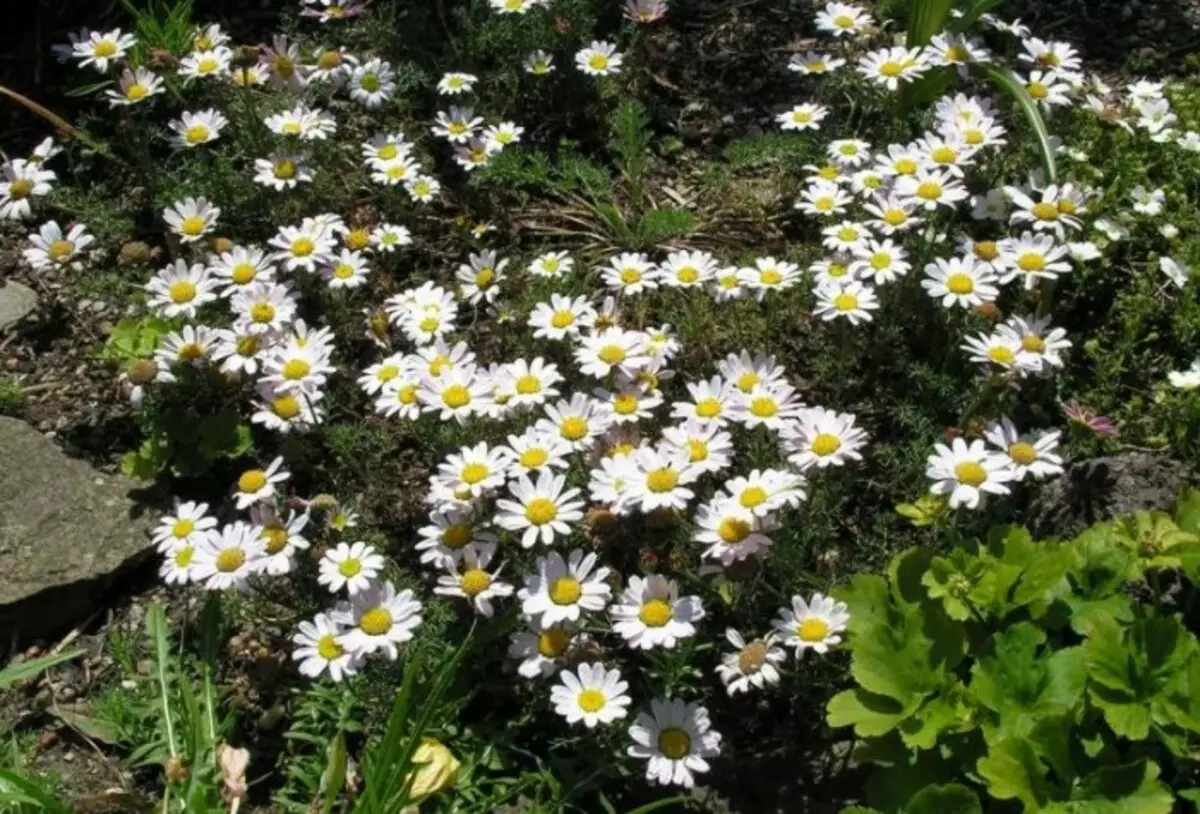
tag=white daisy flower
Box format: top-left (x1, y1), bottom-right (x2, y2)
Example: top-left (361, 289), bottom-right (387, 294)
top-left (925, 438), bottom-right (1015, 509)
top-left (191, 522), bottom-right (267, 592)
top-left (23, 220), bottom-right (94, 271)
top-left (435, 547), bottom-right (514, 617)
top-left (163, 197), bottom-right (220, 243)
top-left (508, 622), bottom-right (578, 678)
top-left (576, 41), bottom-right (623, 76)
top-left (495, 471), bottom-right (586, 548)
top-left (692, 496), bottom-right (775, 565)
top-left (551, 663), bottom-right (631, 729)
top-left (611, 574), bottom-right (704, 650)
top-left (519, 549), bottom-right (612, 626)
top-left (627, 699), bottom-right (722, 788)
top-left (292, 613), bottom-right (359, 682)
top-left (153, 501), bottom-right (218, 552)
top-left (233, 456), bottom-right (290, 509)
top-left (781, 407), bottom-right (868, 470)
top-left (773, 593), bottom-right (849, 657)
top-left (145, 259), bottom-right (219, 319)
top-left (985, 417), bottom-right (1064, 481)
top-left (334, 581), bottom-right (423, 660)
top-left (716, 629), bottom-right (786, 695)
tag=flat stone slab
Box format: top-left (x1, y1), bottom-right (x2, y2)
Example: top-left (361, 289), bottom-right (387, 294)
top-left (0, 281), bottom-right (37, 331)
top-left (0, 417), bottom-right (157, 643)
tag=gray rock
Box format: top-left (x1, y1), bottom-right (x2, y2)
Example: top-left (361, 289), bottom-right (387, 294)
top-left (1030, 451), bottom-right (1195, 539)
top-left (0, 281), bottom-right (37, 331)
top-left (0, 417), bottom-right (157, 644)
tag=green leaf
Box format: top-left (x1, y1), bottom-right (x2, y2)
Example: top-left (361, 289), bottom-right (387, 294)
top-left (904, 784), bottom-right (981, 814)
top-left (905, 0), bottom-right (953, 47)
top-left (1175, 488), bottom-right (1200, 534)
top-left (638, 208), bottom-right (694, 244)
top-left (977, 738), bottom-right (1049, 812)
top-left (0, 649), bottom-right (86, 690)
top-left (898, 695), bottom-right (961, 750)
top-left (1012, 546), bottom-right (1074, 608)
top-left (320, 733), bottom-right (347, 814)
top-left (922, 553), bottom-right (976, 621)
top-left (120, 436), bottom-right (171, 480)
top-left (971, 63), bottom-right (1057, 185)
top-left (1064, 759), bottom-right (1174, 813)
top-left (828, 688), bottom-right (910, 738)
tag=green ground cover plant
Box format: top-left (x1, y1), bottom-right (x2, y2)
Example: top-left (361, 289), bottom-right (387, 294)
top-left (2, 0), bottom-right (1200, 810)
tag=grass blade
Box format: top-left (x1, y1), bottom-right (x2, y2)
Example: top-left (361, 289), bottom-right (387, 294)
top-left (0, 649), bottom-right (85, 691)
top-left (146, 603), bottom-right (179, 760)
top-left (905, 0), bottom-right (953, 47)
top-left (950, 0), bottom-right (1002, 33)
top-left (626, 796), bottom-right (690, 814)
top-left (972, 63), bottom-right (1058, 184)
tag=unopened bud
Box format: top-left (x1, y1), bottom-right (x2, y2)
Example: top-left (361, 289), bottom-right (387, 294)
top-left (126, 359), bottom-right (159, 385)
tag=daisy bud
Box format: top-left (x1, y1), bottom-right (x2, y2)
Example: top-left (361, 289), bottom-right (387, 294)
top-left (308, 493), bottom-right (340, 512)
top-left (973, 301), bottom-right (1003, 321)
top-left (965, 417), bottom-right (988, 438)
top-left (645, 507), bottom-right (677, 530)
top-left (164, 755), bottom-right (189, 783)
top-left (126, 359), bottom-right (159, 385)
top-left (345, 228), bottom-right (371, 251)
top-left (146, 47), bottom-right (178, 71)
top-left (367, 310), bottom-right (390, 343)
top-left (117, 240), bottom-right (153, 267)
top-left (555, 16), bottom-right (573, 33)
top-left (209, 236), bottom-right (235, 254)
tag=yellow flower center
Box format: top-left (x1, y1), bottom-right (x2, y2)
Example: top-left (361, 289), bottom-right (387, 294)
top-left (1017, 253), bottom-right (1046, 272)
top-left (686, 439), bottom-right (708, 462)
top-left (437, 523), bottom-right (470, 549)
top-left (262, 526), bottom-right (289, 554)
top-left (738, 641), bottom-right (768, 672)
top-left (598, 345), bottom-right (626, 365)
top-left (215, 548), bottom-right (245, 573)
top-left (520, 447), bottom-right (549, 469)
top-left (358, 607), bottom-right (392, 636)
top-left (931, 146), bottom-right (957, 164)
top-left (613, 393), bottom-right (639, 414)
top-left (833, 293), bottom-right (858, 312)
top-left (946, 45), bottom-right (969, 62)
top-left (798, 618), bottom-right (830, 642)
top-left (1058, 199), bottom-right (1077, 215)
top-left (973, 241), bottom-right (999, 262)
top-left (965, 129), bottom-right (984, 145)
top-left (238, 470), bottom-right (268, 493)
top-left (832, 13), bottom-right (854, 27)
top-left (316, 50), bottom-right (342, 70)
top-left (460, 462), bottom-right (489, 485)
top-left (760, 269), bottom-right (783, 285)
top-left (291, 237), bottom-right (315, 257)
top-left (883, 208), bottom-right (908, 226)
top-left (1008, 442), bottom-right (1038, 466)
top-left (225, 262), bottom-right (255, 284)
top-left (1032, 202), bottom-right (1059, 221)
top-left (274, 159), bottom-right (297, 180)
top-left (550, 311), bottom-right (575, 329)
top-left (168, 280), bottom-right (197, 303)
top-left (460, 568), bottom-right (491, 596)
top-left (172, 519), bottom-right (195, 538)
top-left (657, 729), bottom-right (696, 763)
top-left (196, 57), bottom-right (219, 74)
top-left (125, 83), bottom-right (148, 100)
top-left (946, 273), bottom-right (974, 294)
top-left (690, 397), bottom-right (720, 418)
top-left (316, 634), bottom-right (343, 661)
top-left (280, 122), bottom-right (302, 135)
top-left (677, 266), bottom-right (699, 283)
top-left (185, 125), bottom-right (210, 144)
top-left (1021, 335), bottom-right (1046, 354)
top-left (988, 346), bottom-right (1015, 364)
top-left (9, 178), bottom-right (33, 199)
top-left (560, 416), bottom-right (588, 440)
top-left (1027, 82), bottom-right (1048, 99)
top-left (94, 40), bottom-right (118, 57)
top-left (537, 628), bottom-right (570, 657)
top-left (620, 267), bottom-right (642, 284)
top-left (576, 688), bottom-right (607, 712)
top-left (525, 497), bottom-right (558, 525)
top-left (179, 216), bottom-right (207, 236)
top-left (811, 433), bottom-right (842, 456)
top-left (418, 316), bottom-right (440, 333)
top-left (868, 252), bottom-right (891, 271)
top-left (177, 342), bottom-right (204, 361)
top-left (718, 517), bottom-right (752, 544)
top-left (274, 55), bottom-right (295, 77)
top-left (954, 461), bottom-right (988, 487)
top-left (550, 577), bottom-right (582, 605)
top-left (282, 359), bottom-right (311, 380)
top-left (815, 198), bottom-right (834, 212)
top-left (792, 111), bottom-right (812, 124)
top-left (740, 486), bottom-right (768, 508)
top-left (639, 598), bottom-right (673, 627)
top-left (174, 546), bottom-right (194, 567)
top-left (272, 394), bottom-right (301, 419)
top-left (916, 181), bottom-right (943, 200)
top-left (375, 365), bottom-right (399, 383)
top-left (750, 397), bottom-right (778, 417)
top-left (360, 73), bottom-right (380, 92)
top-left (879, 61), bottom-right (903, 77)
top-left (474, 268), bottom-right (495, 288)
top-left (333, 263), bottom-right (356, 280)
top-left (397, 384), bottom-right (418, 404)
top-left (338, 558), bottom-right (362, 577)
top-left (646, 468), bottom-right (679, 493)
top-left (251, 302), bottom-right (276, 323)
top-left (442, 385), bottom-right (471, 408)
top-left (588, 54), bottom-right (609, 71)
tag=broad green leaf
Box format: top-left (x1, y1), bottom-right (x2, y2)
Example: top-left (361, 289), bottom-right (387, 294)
top-left (1065, 759), bottom-right (1174, 814)
top-left (971, 64), bottom-right (1057, 185)
top-left (898, 68), bottom-right (956, 114)
top-left (828, 689), bottom-right (910, 738)
top-left (1175, 487), bottom-right (1200, 534)
top-left (922, 552), bottom-right (978, 621)
top-left (0, 649), bottom-right (85, 690)
top-left (904, 784), bottom-right (981, 814)
top-left (969, 622), bottom-right (1047, 716)
top-left (1011, 546), bottom-right (1074, 608)
top-left (905, 0), bottom-right (953, 47)
top-left (977, 738), bottom-right (1049, 812)
top-left (898, 695), bottom-right (961, 750)
top-left (1028, 715), bottom-right (1075, 790)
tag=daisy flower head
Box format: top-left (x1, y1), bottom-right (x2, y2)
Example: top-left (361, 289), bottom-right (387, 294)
top-left (857, 46), bottom-right (929, 90)
top-left (796, 179), bottom-right (853, 217)
top-left (23, 220), bottom-right (94, 271)
top-left (418, 364), bottom-right (493, 423)
top-left (508, 620), bottom-right (580, 678)
top-left (405, 174), bottom-right (441, 203)
top-left (660, 250), bottom-right (718, 288)
top-left (307, 46), bottom-right (357, 84)
top-left (163, 197), bottom-right (219, 243)
top-left (528, 250), bottom-right (573, 279)
top-left (191, 522), bottom-right (266, 592)
top-left (985, 417), bottom-right (1064, 481)
top-left (1130, 185), bottom-right (1165, 217)
top-left (335, 581), bottom-right (423, 661)
top-left (524, 49), bottom-right (555, 74)
top-left (1007, 183), bottom-right (1085, 237)
top-left (252, 384), bottom-right (324, 434)
top-left (496, 470), bottom-right (586, 548)
top-left (850, 238), bottom-right (910, 284)
top-left (926, 437), bottom-right (1014, 509)
top-left (145, 259), bottom-right (219, 319)
top-left (153, 501), bottom-right (218, 552)
top-left (435, 546), bottom-right (514, 618)
top-left (774, 593), bottom-right (849, 657)
top-left (603, 252), bottom-right (660, 296)
top-left (961, 331), bottom-right (1034, 373)
top-left (916, 131), bottom-right (979, 177)
top-left (72, 28), bottom-right (136, 71)
top-left (1023, 69), bottom-right (1075, 107)
top-left (492, 0), bottom-right (542, 12)
top-left (552, 663), bottom-right (631, 729)
top-left (576, 41), bottom-right (623, 76)
top-left (349, 58), bottom-right (395, 108)
top-left (520, 549), bottom-right (613, 626)
top-left (107, 67), bottom-right (164, 106)
top-left (921, 256), bottom-right (999, 309)
top-left (529, 294), bottom-right (595, 341)
top-left (815, 2), bottom-right (873, 37)
top-left (369, 223), bottom-right (412, 253)
top-left (626, 446), bottom-right (700, 513)
top-left (777, 103), bottom-right (829, 132)
top-left (437, 442), bottom-right (510, 499)
top-left (781, 407), bottom-right (868, 470)
top-left (537, 394), bottom-right (613, 452)
top-left (269, 221), bottom-right (337, 273)
top-left (160, 542), bottom-right (198, 586)
top-left (155, 324), bottom-right (218, 369)
top-left (254, 152), bottom-right (313, 190)
top-left (661, 419), bottom-right (733, 476)
top-left (788, 51), bottom-right (846, 75)
top-left (716, 629), bottom-right (786, 695)
top-left (503, 429), bottom-right (571, 479)
top-left (628, 699), bottom-right (722, 788)
top-left (612, 574), bottom-right (704, 650)
top-left (457, 250), bottom-right (508, 304)
top-left (179, 46), bottom-right (233, 80)
top-left (928, 32), bottom-right (989, 69)
top-left (233, 456), bottom-right (290, 510)
top-left (438, 71), bottom-right (478, 95)
top-left (292, 613), bottom-right (359, 682)
top-left (624, 0), bottom-right (669, 22)
top-left (1168, 358), bottom-right (1200, 390)
top-left (454, 138), bottom-right (495, 171)
top-left (671, 375), bottom-right (737, 425)
top-left (720, 351), bottom-right (786, 394)
top-left (692, 496), bottom-right (775, 565)
top-left (996, 231), bottom-right (1071, 289)
top-left (433, 107), bottom-right (483, 143)
top-left (575, 328), bottom-right (651, 379)
top-left (864, 193), bottom-right (921, 235)
top-left (738, 256), bottom-right (802, 300)
top-left (895, 168), bottom-right (969, 211)
top-left (821, 220), bottom-right (873, 254)
top-left (253, 506), bottom-right (310, 576)
top-left (813, 280), bottom-right (879, 325)
top-left (231, 281), bottom-right (297, 335)
top-left (827, 138), bottom-right (872, 168)
top-left (261, 333), bottom-right (335, 397)
top-left (730, 381), bottom-right (804, 430)
top-left (483, 121), bottom-right (524, 152)
top-left (998, 313), bottom-right (1071, 371)
top-left (209, 245), bottom-right (275, 295)
top-left (722, 468), bottom-right (807, 516)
